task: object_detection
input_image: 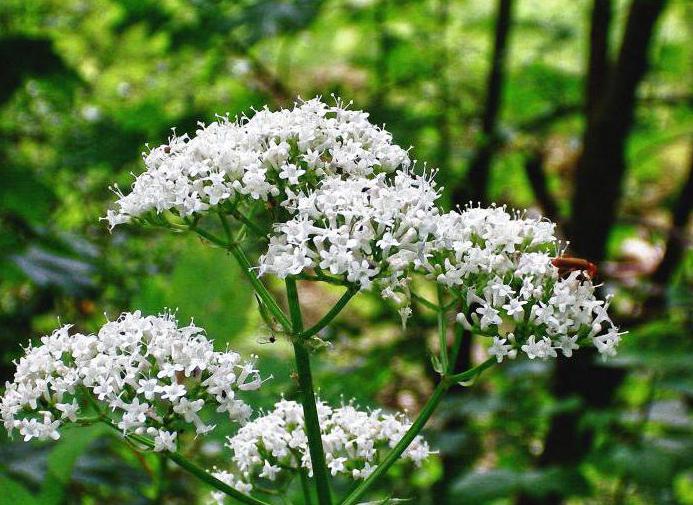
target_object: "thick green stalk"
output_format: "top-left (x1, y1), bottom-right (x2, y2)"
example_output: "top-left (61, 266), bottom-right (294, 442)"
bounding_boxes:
top-left (448, 325), bottom-right (465, 373)
top-left (411, 291), bottom-right (438, 312)
top-left (229, 243), bottom-right (292, 332)
top-left (286, 278), bottom-right (333, 505)
top-left (300, 286), bottom-right (358, 339)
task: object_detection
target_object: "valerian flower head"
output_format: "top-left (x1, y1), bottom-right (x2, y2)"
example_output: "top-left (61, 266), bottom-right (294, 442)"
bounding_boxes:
top-left (105, 97), bottom-right (410, 229)
top-left (258, 170), bottom-right (440, 291)
top-left (104, 96), bottom-right (623, 361)
top-left (261, 177), bottom-right (623, 360)
top-left (209, 398), bottom-right (432, 500)
top-left (428, 205), bottom-right (624, 361)
top-left (0, 311), bottom-right (265, 450)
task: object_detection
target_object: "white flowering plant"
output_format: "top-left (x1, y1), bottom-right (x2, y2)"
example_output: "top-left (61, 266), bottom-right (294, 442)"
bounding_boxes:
top-left (1, 98), bottom-right (623, 505)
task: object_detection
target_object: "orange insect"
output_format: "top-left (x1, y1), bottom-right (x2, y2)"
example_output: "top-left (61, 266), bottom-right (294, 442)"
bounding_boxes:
top-left (551, 256), bottom-right (598, 279)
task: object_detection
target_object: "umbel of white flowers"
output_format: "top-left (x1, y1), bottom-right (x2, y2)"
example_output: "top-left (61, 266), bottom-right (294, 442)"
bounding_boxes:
top-left (106, 97), bottom-right (623, 363)
top-left (0, 311), bottom-right (263, 451)
top-left (104, 97), bottom-right (410, 229)
top-left (210, 398), bottom-right (432, 499)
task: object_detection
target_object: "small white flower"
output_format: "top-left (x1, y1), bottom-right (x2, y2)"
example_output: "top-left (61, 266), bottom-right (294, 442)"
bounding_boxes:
top-left (502, 298), bottom-right (527, 321)
top-left (557, 334), bottom-right (580, 357)
top-left (521, 335), bottom-right (557, 360)
top-left (328, 457), bottom-right (347, 476)
top-left (278, 163), bottom-right (306, 185)
top-left (259, 460), bottom-right (281, 481)
top-left (56, 400), bottom-right (80, 422)
top-left (476, 304), bottom-right (502, 330)
top-left (488, 336), bottom-right (516, 363)
top-left (153, 430), bottom-right (177, 452)
top-left (160, 384), bottom-right (186, 402)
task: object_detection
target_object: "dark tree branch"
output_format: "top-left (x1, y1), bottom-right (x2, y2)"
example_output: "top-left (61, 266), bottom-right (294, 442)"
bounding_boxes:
top-left (510, 92), bottom-right (688, 139)
top-left (585, 0), bottom-right (613, 118)
top-left (452, 0), bottom-right (514, 206)
top-left (524, 150), bottom-right (562, 226)
top-left (435, 0), bottom-right (453, 173)
top-left (515, 104), bottom-right (582, 134)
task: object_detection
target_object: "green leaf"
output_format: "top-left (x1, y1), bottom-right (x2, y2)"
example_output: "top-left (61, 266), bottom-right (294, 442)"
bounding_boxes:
top-left (608, 445), bottom-right (681, 488)
top-left (452, 469), bottom-right (520, 501)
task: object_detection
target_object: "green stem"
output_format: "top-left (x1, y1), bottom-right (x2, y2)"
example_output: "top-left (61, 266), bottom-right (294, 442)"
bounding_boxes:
top-left (218, 212), bottom-right (233, 242)
top-left (448, 325), bottom-right (465, 373)
top-left (299, 469), bottom-right (314, 505)
top-left (286, 278), bottom-right (333, 505)
top-left (437, 284), bottom-right (449, 372)
top-left (341, 380), bottom-right (449, 505)
top-left (448, 357), bottom-right (496, 383)
top-left (229, 207), bottom-right (266, 236)
top-left (300, 286), bottom-right (358, 339)
top-left (101, 421), bottom-right (270, 505)
top-left (340, 358), bottom-right (497, 505)
top-left (154, 454), bottom-right (168, 505)
top-left (190, 223), bottom-right (226, 248)
top-left (168, 451), bottom-right (269, 505)
top-left (228, 243), bottom-right (292, 332)
top-left (411, 292), bottom-right (438, 312)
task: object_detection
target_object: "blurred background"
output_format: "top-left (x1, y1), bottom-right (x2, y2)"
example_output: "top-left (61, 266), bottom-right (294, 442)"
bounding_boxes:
top-left (0, 0), bottom-right (691, 504)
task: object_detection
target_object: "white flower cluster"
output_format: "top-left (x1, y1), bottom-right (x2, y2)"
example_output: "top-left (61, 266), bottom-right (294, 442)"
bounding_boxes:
top-left (260, 175), bottom-right (622, 359)
top-left (105, 98), bottom-right (410, 229)
top-left (105, 97), bottom-right (622, 361)
top-left (259, 171), bottom-right (440, 290)
top-left (0, 311), bottom-right (263, 451)
top-left (429, 206), bottom-right (623, 361)
top-left (210, 398), bottom-right (431, 498)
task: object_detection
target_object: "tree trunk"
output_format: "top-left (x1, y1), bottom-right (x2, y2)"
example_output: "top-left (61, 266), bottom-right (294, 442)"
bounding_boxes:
top-left (452, 0), bottom-right (514, 206)
top-left (518, 2), bottom-right (668, 504)
top-left (524, 150), bottom-right (561, 225)
top-left (585, 0), bottom-right (613, 118)
top-left (570, 0), bottom-right (668, 262)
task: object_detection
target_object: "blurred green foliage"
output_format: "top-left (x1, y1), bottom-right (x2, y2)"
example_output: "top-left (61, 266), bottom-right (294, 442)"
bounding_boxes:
top-left (0, 0), bottom-right (691, 504)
